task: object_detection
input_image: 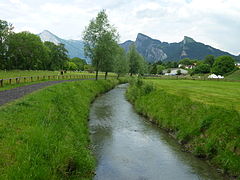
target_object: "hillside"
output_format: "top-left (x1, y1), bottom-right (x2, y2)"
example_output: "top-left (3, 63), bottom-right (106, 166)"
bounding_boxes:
top-left (38, 30), bottom-right (88, 63)
top-left (120, 33), bottom-right (239, 63)
top-left (225, 70), bottom-right (240, 80)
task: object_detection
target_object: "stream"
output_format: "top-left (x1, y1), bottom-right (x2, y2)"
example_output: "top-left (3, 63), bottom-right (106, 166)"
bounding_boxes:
top-left (89, 84), bottom-right (224, 180)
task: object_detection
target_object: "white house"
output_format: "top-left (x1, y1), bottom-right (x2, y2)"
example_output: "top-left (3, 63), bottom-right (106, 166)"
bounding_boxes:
top-left (208, 74), bottom-right (224, 79)
top-left (163, 68), bottom-right (188, 75)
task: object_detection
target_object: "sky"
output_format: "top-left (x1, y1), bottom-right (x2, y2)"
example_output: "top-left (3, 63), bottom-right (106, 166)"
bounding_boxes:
top-left (0, 0), bottom-right (240, 55)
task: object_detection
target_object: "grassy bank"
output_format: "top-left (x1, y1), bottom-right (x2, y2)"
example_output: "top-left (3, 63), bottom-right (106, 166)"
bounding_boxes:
top-left (226, 70), bottom-right (240, 81)
top-left (0, 79), bottom-right (119, 179)
top-left (126, 78), bottom-right (240, 178)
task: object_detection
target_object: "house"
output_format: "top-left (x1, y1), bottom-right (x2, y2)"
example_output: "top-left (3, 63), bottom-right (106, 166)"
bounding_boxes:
top-left (163, 68), bottom-right (188, 75)
top-left (178, 63), bottom-right (196, 69)
top-left (208, 74), bottom-right (224, 79)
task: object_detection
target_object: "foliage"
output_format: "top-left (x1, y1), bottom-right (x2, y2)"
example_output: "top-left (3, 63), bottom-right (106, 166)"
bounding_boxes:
top-left (127, 79), bottom-right (240, 177)
top-left (212, 56), bottom-right (236, 75)
top-left (6, 32), bottom-right (49, 70)
top-left (192, 63), bottom-right (211, 74)
top-left (44, 41), bottom-right (68, 70)
top-left (204, 55), bottom-right (215, 67)
top-left (0, 19), bottom-right (13, 69)
top-left (128, 44), bottom-right (147, 75)
top-left (179, 58), bottom-right (194, 65)
top-left (176, 69), bottom-right (181, 75)
top-left (70, 57), bottom-right (87, 71)
top-left (83, 10), bottom-right (119, 80)
top-left (114, 46), bottom-right (129, 78)
top-left (0, 79), bottom-right (119, 179)
top-left (225, 70), bottom-right (240, 81)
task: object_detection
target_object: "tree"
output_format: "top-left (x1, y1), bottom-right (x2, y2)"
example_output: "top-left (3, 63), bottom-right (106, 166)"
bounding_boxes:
top-left (192, 63), bottom-right (210, 74)
top-left (179, 58), bottom-right (193, 65)
top-left (0, 19), bottom-right (13, 69)
top-left (114, 46), bottom-right (129, 79)
top-left (7, 31), bottom-right (49, 70)
top-left (70, 57), bottom-right (87, 71)
top-left (176, 69), bottom-right (181, 75)
top-left (83, 10), bottom-right (119, 80)
top-left (44, 41), bottom-right (68, 70)
top-left (157, 65), bottom-right (165, 74)
top-left (212, 56), bottom-right (236, 75)
top-left (204, 55), bottom-right (215, 67)
top-left (128, 44), bottom-right (146, 76)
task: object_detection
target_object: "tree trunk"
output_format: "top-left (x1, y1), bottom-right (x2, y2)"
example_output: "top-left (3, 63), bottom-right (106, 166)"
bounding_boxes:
top-left (105, 71), bottom-right (108, 80)
top-left (95, 69), bottom-right (99, 80)
top-left (117, 74), bottom-right (120, 79)
top-left (130, 72), bottom-right (133, 76)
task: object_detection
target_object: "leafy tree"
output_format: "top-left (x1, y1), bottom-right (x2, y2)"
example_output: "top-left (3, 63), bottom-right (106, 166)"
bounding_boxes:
top-left (176, 69), bottom-right (181, 75)
top-left (192, 63), bottom-right (211, 74)
top-left (212, 56), bottom-right (236, 75)
top-left (128, 44), bottom-right (146, 76)
top-left (83, 10), bottom-right (119, 80)
top-left (204, 55), bottom-right (215, 67)
top-left (84, 64), bottom-right (94, 73)
top-left (70, 57), bottom-right (87, 71)
top-left (65, 61), bottom-right (78, 71)
top-left (0, 19), bottom-right (13, 69)
top-left (44, 41), bottom-right (68, 70)
top-left (96, 32), bottom-right (119, 79)
top-left (179, 58), bottom-right (193, 65)
top-left (157, 65), bottom-right (165, 74)
top-left (150, 64), bottom-right (157, 74)
top-left (7, 31), bottom-right (49, 70)
top-left (114, 46), bottom-right (129, 78)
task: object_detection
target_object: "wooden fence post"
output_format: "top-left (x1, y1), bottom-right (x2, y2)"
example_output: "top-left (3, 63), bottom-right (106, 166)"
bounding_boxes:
top-left (9, 79), bottom-right (11, 84)
top-left (31, 77), bottom-right (33, 82)
top-left (0, 79), bottom-right (3, 87)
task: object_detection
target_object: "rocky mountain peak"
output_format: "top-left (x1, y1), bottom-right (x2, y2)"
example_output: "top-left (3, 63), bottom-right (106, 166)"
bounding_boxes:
top-left (38, 30), bottom-right (60, 45)
top-left (183, 36), bottom-right (196, 44)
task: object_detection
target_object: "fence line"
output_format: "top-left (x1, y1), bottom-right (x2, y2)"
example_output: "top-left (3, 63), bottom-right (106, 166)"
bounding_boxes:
top-left (0, 74), bottom-right (117, 87)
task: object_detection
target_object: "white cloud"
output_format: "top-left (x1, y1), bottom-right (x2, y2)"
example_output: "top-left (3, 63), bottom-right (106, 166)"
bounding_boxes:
top-left (0, 0), bottom-right (239, 55)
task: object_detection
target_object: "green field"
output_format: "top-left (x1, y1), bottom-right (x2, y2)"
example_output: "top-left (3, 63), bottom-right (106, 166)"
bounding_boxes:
top-left (127, 78), bottom-right (240, 177)
top-left (147, 79), bottom-right (240, 111)
top-left (226, 70), bottom-right (240, 81)
top-left (0, 79), bottom-right (119, 179)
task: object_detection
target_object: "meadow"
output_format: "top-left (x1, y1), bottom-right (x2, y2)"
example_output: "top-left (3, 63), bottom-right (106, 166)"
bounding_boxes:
top-left (147, 79), bottom-right (240, 111)
top-left (0, 79), bottom-right (119, 179)
top-left (127, 78), bottom-right (240, 178)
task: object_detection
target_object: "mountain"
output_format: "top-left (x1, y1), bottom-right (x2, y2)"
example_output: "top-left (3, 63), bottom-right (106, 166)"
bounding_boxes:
top-left (120, 33), bottom-right (239, 63)
top-left (38, 30), bottom-right (88, 62)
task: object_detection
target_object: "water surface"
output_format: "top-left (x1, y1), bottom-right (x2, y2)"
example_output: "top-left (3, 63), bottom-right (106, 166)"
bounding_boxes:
top-left (89, 84), bottom-right (224, 180)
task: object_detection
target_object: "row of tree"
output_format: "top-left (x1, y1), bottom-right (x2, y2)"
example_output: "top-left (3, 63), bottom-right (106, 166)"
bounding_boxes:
top-left (82, 10), bottom-right (147, 80)
top-left (0, 19), bottom-right (88, 71)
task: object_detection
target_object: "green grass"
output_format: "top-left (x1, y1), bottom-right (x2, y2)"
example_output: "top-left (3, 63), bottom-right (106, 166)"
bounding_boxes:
top-left (0, 79), bottom-right (119, 179)
top-left (226, 70), bottom-right (240, 81)
top-left (146, 79), bottom-right (240, 111)
top-left (126, 78), bottom-right (240, 178)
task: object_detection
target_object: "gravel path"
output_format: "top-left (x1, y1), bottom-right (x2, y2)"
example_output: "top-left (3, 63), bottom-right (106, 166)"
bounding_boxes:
top-left (0, 78), bottom-right (94, 106)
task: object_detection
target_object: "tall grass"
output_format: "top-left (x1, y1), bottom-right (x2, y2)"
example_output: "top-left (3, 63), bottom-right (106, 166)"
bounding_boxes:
top-left (0, 79), bottom-right (118, 179)
top-left (126, 78), bottom-right (240, 178)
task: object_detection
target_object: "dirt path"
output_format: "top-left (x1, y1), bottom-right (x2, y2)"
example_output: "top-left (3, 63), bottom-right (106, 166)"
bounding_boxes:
top-left (0, 78), bottom-right (94, 106)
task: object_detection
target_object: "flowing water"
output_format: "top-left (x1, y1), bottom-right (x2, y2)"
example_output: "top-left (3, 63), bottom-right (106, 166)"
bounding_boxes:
top-left (89, 84), bottom-right (225, 180)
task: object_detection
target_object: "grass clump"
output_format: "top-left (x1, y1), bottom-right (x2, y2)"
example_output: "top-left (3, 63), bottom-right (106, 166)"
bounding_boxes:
top-left (0, 79), bottom-right (118, 179)
top-left (126, 78), bottom-right (240, 178)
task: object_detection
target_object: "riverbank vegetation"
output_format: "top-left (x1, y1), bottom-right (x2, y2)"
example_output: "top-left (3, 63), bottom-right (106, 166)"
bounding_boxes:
top-left (126, 78), bottom-right (240, 178)
top-left (0, 79), bottom-right (119, 179)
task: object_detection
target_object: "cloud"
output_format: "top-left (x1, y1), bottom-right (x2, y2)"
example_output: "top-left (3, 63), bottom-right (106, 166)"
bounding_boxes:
top-left (0, 0), bottom-right (239, 55)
